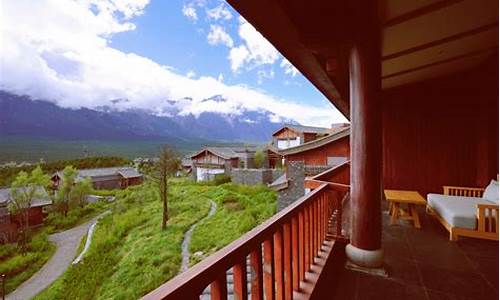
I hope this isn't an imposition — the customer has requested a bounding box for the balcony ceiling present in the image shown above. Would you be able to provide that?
[226,0,499,117]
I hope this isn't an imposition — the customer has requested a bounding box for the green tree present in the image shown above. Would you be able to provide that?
[9,166,49,252]
[71,177,92,208]
[150,146,181,230]
[253,149,265,169]
[54,166,78,216]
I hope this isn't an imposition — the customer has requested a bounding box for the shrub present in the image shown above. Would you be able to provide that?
[222,195,244,211]
[253,149,265,168]
[214,174,231,185]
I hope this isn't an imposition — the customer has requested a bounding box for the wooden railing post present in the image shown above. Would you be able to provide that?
[321,193,325,241]
[298,211,305,283]
[283,222,292,300]
[263,239,275,300]
[312,199,317,257]
[335,193,343,237]
[234,258,247,300]
[274,229,284,299]
[211,273,227,300]
[250,249,263,300]
[316,196,320,254]
[304,205,310,272]
[291,216,299,291]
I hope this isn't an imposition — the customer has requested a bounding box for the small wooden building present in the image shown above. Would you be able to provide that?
[190,146,257,181]
[51,167,143,190]
[272,124,332,150]
[0,186,52,244]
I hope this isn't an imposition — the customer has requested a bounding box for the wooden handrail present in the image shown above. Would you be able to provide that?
[142,182,348,300]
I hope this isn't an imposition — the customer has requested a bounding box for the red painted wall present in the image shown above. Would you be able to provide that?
[286,136,350,165]
[382,60,499,196]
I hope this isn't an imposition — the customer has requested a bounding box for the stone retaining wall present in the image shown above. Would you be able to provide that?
[230,168,284,186]
[277,161,305,211]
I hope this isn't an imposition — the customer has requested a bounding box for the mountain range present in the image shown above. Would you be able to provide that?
[0,91,288,143]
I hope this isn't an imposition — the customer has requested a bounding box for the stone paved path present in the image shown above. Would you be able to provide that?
[180,200,217,273]
[7,212,109,300]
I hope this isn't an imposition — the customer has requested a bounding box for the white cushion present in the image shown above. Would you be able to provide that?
[483,180,499,204]
[427,194,495,229]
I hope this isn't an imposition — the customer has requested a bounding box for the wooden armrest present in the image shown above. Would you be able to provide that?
[477,204,499,210]
[443,186,485,197]
[476,204,499,233]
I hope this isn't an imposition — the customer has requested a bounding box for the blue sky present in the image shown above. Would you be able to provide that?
[110,0,330,108]
[1,0,347,126]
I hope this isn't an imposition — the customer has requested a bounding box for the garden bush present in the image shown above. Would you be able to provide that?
[214,174,231,185]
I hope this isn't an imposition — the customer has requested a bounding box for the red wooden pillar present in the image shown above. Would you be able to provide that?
[346,1,384,268]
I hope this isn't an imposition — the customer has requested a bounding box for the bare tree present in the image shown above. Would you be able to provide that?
[149,146,181,230]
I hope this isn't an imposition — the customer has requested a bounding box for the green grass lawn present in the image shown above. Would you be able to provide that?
[32,179,276,300]
[0,231,56,294]
[189,183,277,265]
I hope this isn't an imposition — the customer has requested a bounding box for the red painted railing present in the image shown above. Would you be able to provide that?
[143,181,348,300]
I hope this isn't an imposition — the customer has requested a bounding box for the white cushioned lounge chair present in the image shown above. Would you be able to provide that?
[427,180,499,241]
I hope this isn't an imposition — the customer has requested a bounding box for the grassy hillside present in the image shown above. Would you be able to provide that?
[34,179,276,300]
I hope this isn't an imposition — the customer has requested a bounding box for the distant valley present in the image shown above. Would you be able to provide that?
[0,91,284,162]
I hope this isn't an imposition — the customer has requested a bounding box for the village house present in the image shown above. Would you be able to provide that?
[270,126,350,209]
[0,186,51,243]
[272,124,332,150]
[190,146,258,182]
[271,123,349,149]
[51,167,143,190]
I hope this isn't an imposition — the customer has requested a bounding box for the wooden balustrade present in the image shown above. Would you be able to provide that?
[443,186,485,197]
[142,182,348,300]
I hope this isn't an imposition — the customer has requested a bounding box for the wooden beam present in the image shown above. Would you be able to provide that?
[382,46,497,79]
[383,23,498,60]
[384,0,465,28]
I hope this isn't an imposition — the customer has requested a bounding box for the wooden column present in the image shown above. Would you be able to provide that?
[346,1,384,268]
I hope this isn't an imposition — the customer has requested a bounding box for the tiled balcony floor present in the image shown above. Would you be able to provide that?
[331,207,499,300]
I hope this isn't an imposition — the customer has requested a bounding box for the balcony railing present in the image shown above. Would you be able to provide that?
[143,168,349,300]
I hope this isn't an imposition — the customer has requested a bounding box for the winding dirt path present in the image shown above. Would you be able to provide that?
[7,212,109,300]
[180,200,217,273]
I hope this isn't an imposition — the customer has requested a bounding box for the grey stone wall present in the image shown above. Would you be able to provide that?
[271,169,284,181]
[278,161,305,211]
[230,168,283,186]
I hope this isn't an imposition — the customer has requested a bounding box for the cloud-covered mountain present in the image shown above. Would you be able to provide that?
[0,91,286,142]
[0,0,347,128]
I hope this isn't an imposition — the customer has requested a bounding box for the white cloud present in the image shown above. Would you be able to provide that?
[182,5,197,21]
[280,58,300,77]
[228,45,249,72]
[0,0,347,127]
[206,3,232,20]
[228,17,279,72]
[257,69,274,85]
[207,25,233,47]
[186,70,196,78]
